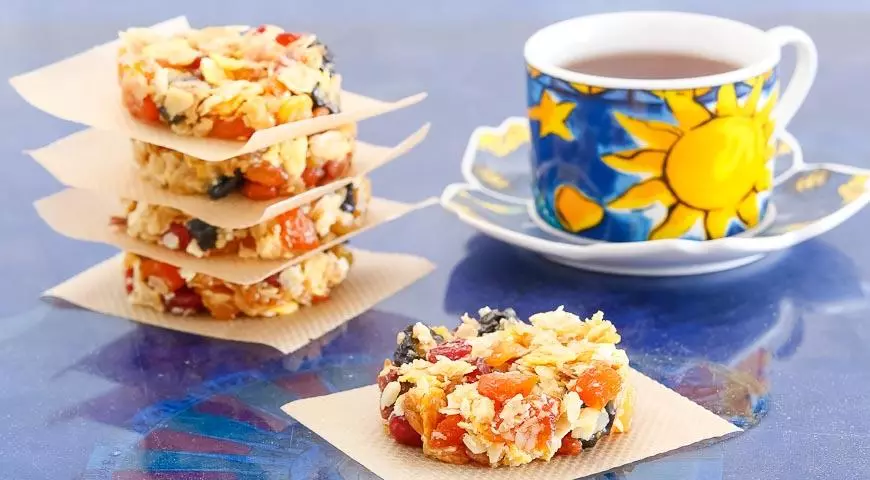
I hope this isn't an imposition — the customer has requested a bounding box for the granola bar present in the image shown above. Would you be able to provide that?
[124,245,352,319]
[377,307,634,467]
[132,124,356,200]
[111,180,370,259]
[118,24,339,139]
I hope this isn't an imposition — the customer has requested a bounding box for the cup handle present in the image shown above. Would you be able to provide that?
[766,26,818,129]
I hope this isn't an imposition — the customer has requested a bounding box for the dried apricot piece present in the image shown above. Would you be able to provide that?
[477,372,537,404]
[210,117,254,139]
[245,164,289,187]
[276,208,319,251]
[429,414,466,449]
[139,258,185,292]
[485,341,525,368]
[240,181,280,200]
[574,361,623,410]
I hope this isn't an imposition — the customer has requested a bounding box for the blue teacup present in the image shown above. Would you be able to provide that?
[524,12,817,242]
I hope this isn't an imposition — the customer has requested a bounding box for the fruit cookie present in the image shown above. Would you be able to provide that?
[132,123,356,200]
[124,245,352,319]
[111,180,370,259]
[377,307,634,467]
[118,24,340,138]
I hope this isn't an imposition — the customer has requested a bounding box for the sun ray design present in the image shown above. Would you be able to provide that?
[608,179,676,210]
[601,149,667,177]
[605,78,777,240]
[651,204,702,240]
[528,90,576,141]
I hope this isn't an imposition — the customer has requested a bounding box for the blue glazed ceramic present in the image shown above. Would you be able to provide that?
[523,12,818,242]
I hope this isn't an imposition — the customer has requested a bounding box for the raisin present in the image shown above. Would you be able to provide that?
[186,219,218,251]
[309,84,339,114]
[208,169,244,199]
[157,106,185,125]
[478,308,518,335]
[393,325,419,366]
[581,431,604,449]
[339,186,356,213]
[427,340,472,362]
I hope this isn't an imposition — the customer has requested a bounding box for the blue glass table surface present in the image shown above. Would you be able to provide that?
[2,1,870,479]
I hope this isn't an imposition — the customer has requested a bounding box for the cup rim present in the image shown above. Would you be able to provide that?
[523,11,781,90]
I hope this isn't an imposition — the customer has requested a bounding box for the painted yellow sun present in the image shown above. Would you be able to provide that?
[605,82,777,240]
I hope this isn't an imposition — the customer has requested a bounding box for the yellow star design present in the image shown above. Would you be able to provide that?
[527,65,542,78]
[528,90,575,140]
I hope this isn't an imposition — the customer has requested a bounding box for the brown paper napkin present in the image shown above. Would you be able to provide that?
[45,249,435,353]
[282,369,740,479]
[28,124,429,228]
[9,16,427,161]
[35,188,435,284]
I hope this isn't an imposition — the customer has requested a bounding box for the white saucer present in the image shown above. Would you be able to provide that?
[442,117,870,276]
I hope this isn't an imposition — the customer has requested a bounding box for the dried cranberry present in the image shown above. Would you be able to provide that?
[264,273,282,288]
[324,158,349,182]
[388,416,422,447]
[275,32,300,46]
[301,165,325,187]
[109,216,127,227]
[378,368,399,391]
[165,287,204,314]
[164,223,191,250]
[254,25,267,34]
[124,268,134,294]
[426,340,472,362]
[558,436,583,456]
[465,358,493,383]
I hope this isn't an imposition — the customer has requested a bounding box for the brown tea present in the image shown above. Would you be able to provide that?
[562,52,740,80]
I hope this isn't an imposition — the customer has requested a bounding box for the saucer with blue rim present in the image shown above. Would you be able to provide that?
[442,117,870,276]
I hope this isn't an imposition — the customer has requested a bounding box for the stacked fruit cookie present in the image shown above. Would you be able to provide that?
[112,24,369,320]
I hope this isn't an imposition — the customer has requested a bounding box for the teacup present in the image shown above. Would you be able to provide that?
[524,11,817,242]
